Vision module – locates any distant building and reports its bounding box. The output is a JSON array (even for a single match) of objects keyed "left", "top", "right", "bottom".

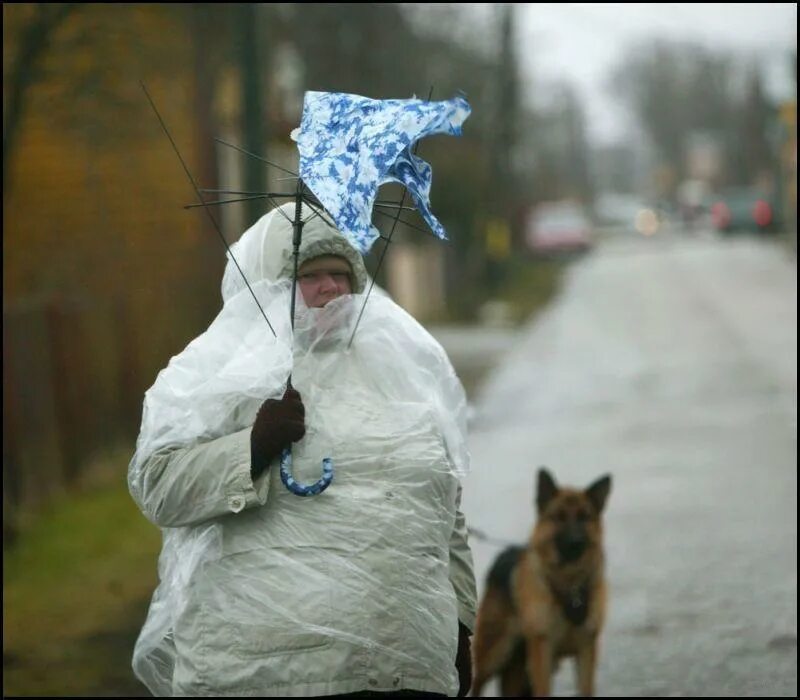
[{"left": 685, "top": 131, "right": 724, "bottom": 185}]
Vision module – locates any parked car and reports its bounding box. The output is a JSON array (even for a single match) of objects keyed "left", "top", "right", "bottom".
[
  {"left": 710, "top": 188, "right": 778, "bottom": 234},
  {"left": 525, "top": 201, "right": 593, "bottom": 255},
  {"left": 595, "top": 192, "right": 663, "bottom": 236}
]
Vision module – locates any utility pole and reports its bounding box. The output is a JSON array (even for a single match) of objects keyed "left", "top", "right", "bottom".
[
  {"left": 236, "top": 3, "right": 268, "bottom": 227},
  {"left": 190, "top": 4, "right": 223, "bottom": 298},
  {"left": 485, "top": 3, "right": 517, "bottom": 291},
  {"left": 493, "top": 3, "right": 517, "bottom": 219}
]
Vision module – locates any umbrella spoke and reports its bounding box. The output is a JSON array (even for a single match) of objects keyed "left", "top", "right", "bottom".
[
  {"left": 214, "top": 138, "right": 298, "bottom": 177},
  {"left": 372, "top": 208, "right": 435, "bottom": 238},
  {"left": 199, "top": 188, "right": 298, "bottom": 197},
  {"left": 265, "top": 196, "right": 296, "bottom": 224},
  {"left": 184, "top": 194, "right": 270, "bottom": 209},
  {"left": 141, "top": 81, "right": 276, "bottom": 338},
  {"left": 373, "top": 201, "right": 419, "bottom": 213}
]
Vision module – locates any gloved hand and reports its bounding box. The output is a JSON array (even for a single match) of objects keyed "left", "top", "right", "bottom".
[
  {"left": 250, "top": 386, "right": 305, "bottom": 480},
  {"left": 456, "top": 621, "right": 472, "bottom": 697}
]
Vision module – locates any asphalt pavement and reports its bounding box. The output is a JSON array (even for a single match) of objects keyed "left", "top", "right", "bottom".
[{"left": 438, "top": 231, "right": 797, "bottom": 697}]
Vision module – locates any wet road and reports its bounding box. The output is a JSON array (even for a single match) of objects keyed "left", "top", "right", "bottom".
[{"left": 454, "top": 233, "right": 797, "bottom": 696}]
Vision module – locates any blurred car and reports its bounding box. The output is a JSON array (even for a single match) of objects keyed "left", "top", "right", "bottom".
[
  {"left": 595, "top": 192, "right": 662, "bottom": 236},
  {"left": 709, "top": 188, "right": 778, "bottom": 234},
  {"left": 595, "top": 192, "right": 641, "bottom": 232},
  {"left": 677, "top": 178, "right": 712, "bottom": 231},
  {"left": 525, "top": 201, "right": 593, "bottom": 254}
]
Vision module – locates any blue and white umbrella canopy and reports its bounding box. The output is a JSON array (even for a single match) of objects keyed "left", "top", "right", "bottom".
[{"left": 292, "top": 91, "right": 471, "bottom": 255}]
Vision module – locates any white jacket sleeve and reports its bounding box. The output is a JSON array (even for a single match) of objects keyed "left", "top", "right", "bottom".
[
  {"left": 449, "top": 483, "right": 478, "bottom": 632},
  {"left": 131, "top": 427, "right": 271, "bottom": 528}
]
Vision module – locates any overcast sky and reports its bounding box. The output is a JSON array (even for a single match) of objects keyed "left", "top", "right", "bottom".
[{"left": 513, "top": 3, "right": 797, "bottom": 145}]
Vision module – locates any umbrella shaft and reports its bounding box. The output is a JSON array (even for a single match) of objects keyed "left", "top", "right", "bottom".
[{"left": 290, "top": 182, "right": 305, "bottom": 330}]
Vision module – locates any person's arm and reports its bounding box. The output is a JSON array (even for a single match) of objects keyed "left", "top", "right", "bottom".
[
  {"left": 132, "top": 387, "right": 305, "bottom": 528},
  {"left": 449, "top": 482, "right": 477, "bottom": 696},
  {"left": 449, "top": 483, "right": 478, "bottom": 631},
  {"left": 132, "top": 427, "right": 271, "bottom": 528}
]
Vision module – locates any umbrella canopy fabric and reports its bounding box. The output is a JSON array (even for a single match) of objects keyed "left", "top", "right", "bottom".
[{"left": 292, "top": 91, "right": 471, "bottom": 255}]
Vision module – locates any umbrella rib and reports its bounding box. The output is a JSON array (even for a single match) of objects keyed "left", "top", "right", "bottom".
[
  {"left": 372, "top": 208, "right": 436, "bottom": 238},
  {"left": 265, "top": 195, "right": 296, "bottom": 224},
  {"left": 140, "top": 82, "right": 277, "bottom": 338},
  {"left": 302, "top": 191, "right": 396, "bottom": 243},
  {"left": 214, "top": 138, "right": 299, "bottom": 177},
  {"left": 300, "top": 189, "right": 327, "bottom": 212},
  {"left": 200, "top": 188, "right": 299, "bottom": 197},
  {"left": 185, "top": 194, "right": 271, "bottom": 209},
  {"left": 347, "top": 226, "right": 398, "bottom": 350},
  {"left": 299, "top": 188, "right": 432, "bottom": 236},
  {"left": 298, "top": 194, "right": 328, "bottom": 226},
  {"left": 185, "top": 191, "right": 307, "bottom": 209},
  {"left": 300, "top": 193, "right": 385, "bottom": 241},
  {"left": 190, "top": 192, "right": 419, "bottom": 237},
  {"left": 373, "top": 201, "right": 419, "bottom": 212}
]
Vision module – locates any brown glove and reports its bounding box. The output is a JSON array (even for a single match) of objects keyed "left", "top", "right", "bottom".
[
  {"left": 250, "top": 386, "right": 305, "bottom": 480},
  {"left": 456, "top": 621, "right": 472, "bottom": 697}
]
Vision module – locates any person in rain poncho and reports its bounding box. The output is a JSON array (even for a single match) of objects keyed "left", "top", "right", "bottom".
[{"left": 128, "top": 202, "right": 477, "bottom": 697}]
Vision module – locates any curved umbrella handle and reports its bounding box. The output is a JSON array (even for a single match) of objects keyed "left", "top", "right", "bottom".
[{"left": 279, "top": 447, "right": 334, "bottom": 497}]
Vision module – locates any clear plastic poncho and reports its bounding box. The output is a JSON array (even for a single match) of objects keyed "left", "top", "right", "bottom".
[{"left": 128, "top": 204, "right": 473, "bottom": 697}]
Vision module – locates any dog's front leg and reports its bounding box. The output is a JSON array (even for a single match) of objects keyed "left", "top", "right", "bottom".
[
  {"left": 526, "top": 634, "right": 552, "bottom": 697},
  {"left": 575, "top": 635, "right": 597, "bottom": 696}
]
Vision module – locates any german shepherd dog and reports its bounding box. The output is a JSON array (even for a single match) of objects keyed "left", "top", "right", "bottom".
[{"left": 470, "top": 468, "right": 612, "bottom": 697}]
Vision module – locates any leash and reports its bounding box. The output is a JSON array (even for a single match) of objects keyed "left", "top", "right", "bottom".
[{"left": 467, "top": 526, "right": 520, "bottom": 548}]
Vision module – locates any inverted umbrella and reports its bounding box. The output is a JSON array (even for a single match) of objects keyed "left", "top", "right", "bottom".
[
  {"left": 292, "top": 90, "right": 471, "bottom": 254},
  {"left": 277, "top": 91, "right": 470, "bottom": 496},
  {"left": 144, "top": 84, "right": 471, "bottom": 497}
]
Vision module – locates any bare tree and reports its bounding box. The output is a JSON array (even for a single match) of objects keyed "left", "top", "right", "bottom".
[
  {"left": 3, "top": 3, "right": 80, "bottom": 195},
  {"left": 735, "top": 62, "right": 773, "bottom": 185},
  {"left": 610, "top": 40, "right": 745, "bottom": 193}
]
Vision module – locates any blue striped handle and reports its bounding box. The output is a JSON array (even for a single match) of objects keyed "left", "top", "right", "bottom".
[{"left": 279, "top": 447, "right": 334, "bottom": 497}]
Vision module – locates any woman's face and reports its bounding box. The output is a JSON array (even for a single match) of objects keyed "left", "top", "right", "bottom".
[{"left": 297, "top": 255, "right": 353, "bottom": 308}]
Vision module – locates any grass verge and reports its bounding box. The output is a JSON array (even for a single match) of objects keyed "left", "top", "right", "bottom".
[{"left": 3, "top": 455, "right": 161, "bottom": 697}]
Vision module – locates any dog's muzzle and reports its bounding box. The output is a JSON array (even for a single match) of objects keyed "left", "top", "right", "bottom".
[{"left": 556, "top": 527, "right": 588, "bottom": 563}]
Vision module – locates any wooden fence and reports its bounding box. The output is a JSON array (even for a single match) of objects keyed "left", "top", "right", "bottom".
[{"left": 3, "top": 296, "right": 142, "bottom": 540}]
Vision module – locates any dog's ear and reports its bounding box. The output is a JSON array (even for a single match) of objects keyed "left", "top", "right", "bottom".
[
  {"left": 585, "top": 474, "right": 612, "bottom": 514},
  {"left": 536, "top": 468, "right": 558, "bottom": 513}
]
